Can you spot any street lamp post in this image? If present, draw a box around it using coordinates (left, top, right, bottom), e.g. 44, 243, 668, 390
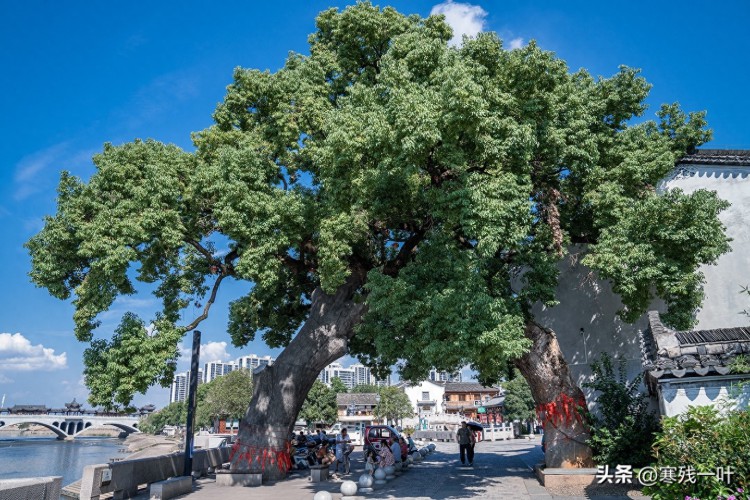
183, 329, 201, 477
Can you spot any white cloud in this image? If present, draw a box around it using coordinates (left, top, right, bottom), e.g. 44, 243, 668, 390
117, 70, 201, 131
430, 0, 487, 46
114, 297, 158, 309
0, 333, 67, 371
508, 37, 524, 50
13, 142, 96, 201
0, 373, 13, 384
201, 341, 231, 363
179, 341, 231, 364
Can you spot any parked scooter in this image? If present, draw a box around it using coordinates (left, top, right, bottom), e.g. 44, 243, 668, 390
291, 435, 318, 469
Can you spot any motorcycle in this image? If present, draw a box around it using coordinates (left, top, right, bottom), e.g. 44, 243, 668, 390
292, 437, 318, 470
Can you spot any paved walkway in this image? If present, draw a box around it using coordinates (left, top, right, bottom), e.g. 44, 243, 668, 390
170, 439, 648, 500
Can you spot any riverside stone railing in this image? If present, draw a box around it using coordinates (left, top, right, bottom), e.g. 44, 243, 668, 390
414, 423, 514, 442
77, 446, 231, 499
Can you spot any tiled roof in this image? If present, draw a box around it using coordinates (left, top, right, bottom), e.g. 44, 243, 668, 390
336, 393, 379, 406
676, 327, 750, 345
484, 396, 505, 408
678, 149, 750, 167
444, 382, 501, 393
640, 311, 750, 380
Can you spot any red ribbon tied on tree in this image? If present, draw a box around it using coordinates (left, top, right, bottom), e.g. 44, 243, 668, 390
229, 439, 293, 474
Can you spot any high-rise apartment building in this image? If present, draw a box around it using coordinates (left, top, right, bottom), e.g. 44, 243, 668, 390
203, 361, 237, 383
169, 369, 204, 403
236, 354, 274, 371
171, 354, 275, 401
428, 369, 462, 383
317, 360, 391, 389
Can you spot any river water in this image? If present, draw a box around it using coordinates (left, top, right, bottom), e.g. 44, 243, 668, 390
0, 437, 129, 488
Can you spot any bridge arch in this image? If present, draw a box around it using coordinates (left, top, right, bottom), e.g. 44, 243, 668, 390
101, 422, 139, 435
0, 420, 68, 439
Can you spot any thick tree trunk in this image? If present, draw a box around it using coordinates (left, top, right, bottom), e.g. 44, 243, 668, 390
230, 272, 366, 480
515, 321, 594, 468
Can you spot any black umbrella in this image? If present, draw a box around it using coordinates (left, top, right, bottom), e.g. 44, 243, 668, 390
465, 421, 484, 432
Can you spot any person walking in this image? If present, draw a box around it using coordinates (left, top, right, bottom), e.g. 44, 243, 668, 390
456, 421, 475, 466
334, 427, 352, 473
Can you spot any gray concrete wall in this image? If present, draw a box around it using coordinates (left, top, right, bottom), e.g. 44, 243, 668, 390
78, 446, 231, 499
0, 476, 62, 500
536, 163, 750, 410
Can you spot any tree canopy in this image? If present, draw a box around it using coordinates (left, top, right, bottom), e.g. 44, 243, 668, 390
298, 380, 338, 425
139, 401, 185, 435
27, 2, 729, 409
374, 386, 413, 423
198, 369, 253, 426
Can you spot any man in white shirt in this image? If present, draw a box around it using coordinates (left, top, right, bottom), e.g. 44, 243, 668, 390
334, 428, 352, 473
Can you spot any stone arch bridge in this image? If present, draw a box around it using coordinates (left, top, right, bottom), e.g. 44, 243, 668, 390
0, 414, 140, 440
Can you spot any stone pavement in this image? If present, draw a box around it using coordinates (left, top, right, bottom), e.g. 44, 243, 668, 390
168, 439, 648, 500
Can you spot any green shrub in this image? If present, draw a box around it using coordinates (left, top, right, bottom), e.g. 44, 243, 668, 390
645, 405, 750, 500
583, 353, 659, 467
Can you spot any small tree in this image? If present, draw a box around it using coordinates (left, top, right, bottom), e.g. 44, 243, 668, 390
298, 380, 337, 426
374, 386, 413, 425
351, 384, 381, 393
199, 369, 253, 430
583, 353, 659, 467
330, 377, 348, 394
502, 369, 536, 425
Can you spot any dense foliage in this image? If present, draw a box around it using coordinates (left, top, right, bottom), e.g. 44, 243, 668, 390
583, 353, 659, 467
645, 405, 750, 500
27, 2, 729, 411
374, 386, 413, 423
298, 380, 338, 425
139, 370, 252, 433
197, 369, 253, 427
139, 401, 186, 435
502, 369, 536, 423
330, 377, 349, 394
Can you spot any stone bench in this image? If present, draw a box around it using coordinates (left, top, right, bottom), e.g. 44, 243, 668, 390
309, 464, 329, 482
215, 471, 262, 487
148, 476, 193, 499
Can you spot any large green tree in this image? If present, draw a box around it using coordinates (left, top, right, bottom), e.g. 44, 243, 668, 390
27, 3, 729, 475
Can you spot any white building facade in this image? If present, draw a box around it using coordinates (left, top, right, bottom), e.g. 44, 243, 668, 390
399, 380, 445, 426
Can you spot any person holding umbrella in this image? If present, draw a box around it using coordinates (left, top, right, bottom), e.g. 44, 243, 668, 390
456, 421, 476, 466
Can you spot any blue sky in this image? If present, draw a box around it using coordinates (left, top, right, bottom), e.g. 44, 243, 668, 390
1, 1, 749, 410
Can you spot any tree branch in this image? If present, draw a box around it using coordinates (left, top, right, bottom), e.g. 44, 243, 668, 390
186, 238, 216, 263
182, 274, 225, 332
382, 218, 431, 277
